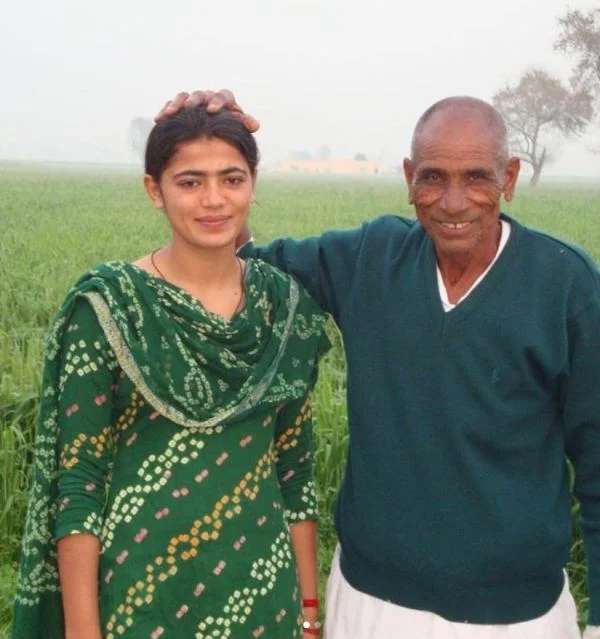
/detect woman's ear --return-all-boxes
[144,174,164,209]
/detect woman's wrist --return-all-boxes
[301,597,321,635]
[302,596,319,616]
[65,626,102,639]
[302,598,319,608]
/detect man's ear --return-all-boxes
[144,174,165,209]
[502,157,520,202]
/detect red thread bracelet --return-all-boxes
[302,598,320,608]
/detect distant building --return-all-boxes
[273,158,386,176]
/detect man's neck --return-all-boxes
[436,221,502,305]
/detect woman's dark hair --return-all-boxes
[145,106,259,180]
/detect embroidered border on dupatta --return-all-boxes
[82,280,300,431]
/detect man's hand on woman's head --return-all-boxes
[155,89,260,132]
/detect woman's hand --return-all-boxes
[155,89,260,132]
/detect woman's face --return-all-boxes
[144,137,255,252]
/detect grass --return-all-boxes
[1,161,599,634]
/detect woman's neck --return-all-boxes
[160,238,239,289]
[152,238,245,320]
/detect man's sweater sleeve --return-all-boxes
[239,225,367,318]
[563,293,600,626]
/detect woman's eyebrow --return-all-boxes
[173,166,249,178]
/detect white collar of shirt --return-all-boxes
[437,219,511,313]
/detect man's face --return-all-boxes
[403,111,519,263]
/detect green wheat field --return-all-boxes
[1,162,600,636]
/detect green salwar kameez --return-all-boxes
[12,259,329,639]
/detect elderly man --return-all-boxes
[159,93,600,638]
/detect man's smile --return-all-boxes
[438,221,472,229]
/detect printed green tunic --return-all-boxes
[12,259,329,639]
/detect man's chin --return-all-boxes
[432,236,479,259]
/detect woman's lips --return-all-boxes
[194,216,231,229]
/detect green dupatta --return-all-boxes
[12,259,329,637]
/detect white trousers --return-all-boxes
[325,546,581,639]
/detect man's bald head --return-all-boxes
[410,96,509,166]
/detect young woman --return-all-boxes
[12,107,328,639]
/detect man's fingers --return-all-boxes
[185,90,215,108]
[228,110,261,133]
[155,100,175,123]
[171,91,190,109]
[210,90,259,130]
[206,89,240,113]
[240,113,261,133]
[154,92,189,122]
[218,89,243,112]
[155,88,260,131]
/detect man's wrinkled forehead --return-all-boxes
[416,109,490,147]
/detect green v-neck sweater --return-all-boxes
[242,213,600,624]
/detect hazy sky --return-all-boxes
[2,0,600,178]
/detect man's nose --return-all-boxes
[440,183,468,214]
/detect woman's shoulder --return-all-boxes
[248,258,327,317]
[61,260,158,312]
[60,261,137,299]
[52,260,145,340]
[249,259,330,352]
[246,256,287,281]
[46,280,114,365]
[75,259,141,282]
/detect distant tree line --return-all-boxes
[288,147,369,162]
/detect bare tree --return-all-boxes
[493,69,593,186]
[555,8,600,95]
[555,8,600,153]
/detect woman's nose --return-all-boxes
[201,181,225,207]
